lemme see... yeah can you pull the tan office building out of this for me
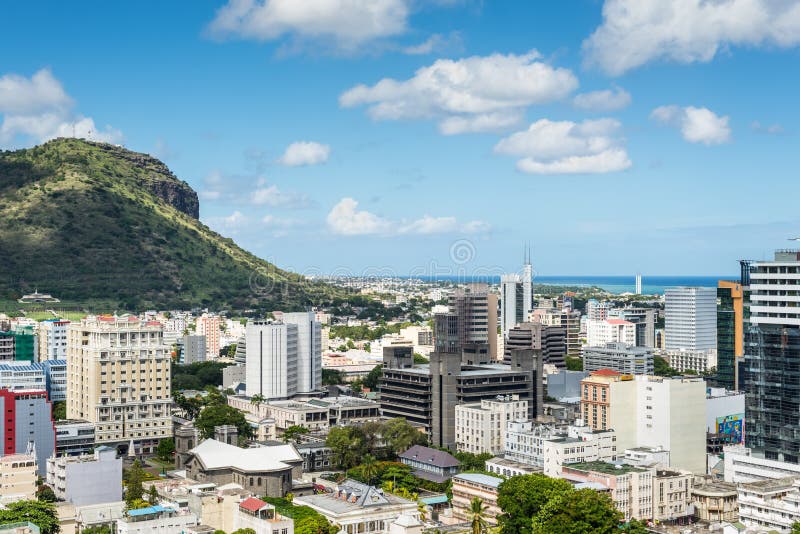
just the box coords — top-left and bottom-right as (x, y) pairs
(0, 453), (37, 504)
(67, 316), (172, 454)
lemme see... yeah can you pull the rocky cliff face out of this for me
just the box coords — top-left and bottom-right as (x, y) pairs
(94, 142), (199, 218)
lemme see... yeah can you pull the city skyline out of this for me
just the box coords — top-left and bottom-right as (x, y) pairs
(2, 1), (800, 275)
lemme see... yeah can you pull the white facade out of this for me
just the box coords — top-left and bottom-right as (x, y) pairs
(0, 361), (46, 391)
(47, 446), (123, 506)
(706, 387), (745, 439)
(116, 507), (199, 534)
(234, 499), (294, 534)
(664, 287), (717, 351)
(454, 396), (528, 455)
(722, 445), (800, 484)
(503, 421), (617, 477)
(500, 274), (522, 337)
(660, 349), (717, 373)
(586, 300), (610, 321)
(283, 312), (322, 394)
(738, 476), (800, 533)
(0, 454), (37, 504)
(246, 321), (298, 400)
(195, 314), (221, 359)
(38, 319), (70, 361)
(586, 319), (636, 347)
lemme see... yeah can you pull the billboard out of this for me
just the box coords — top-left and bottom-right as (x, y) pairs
(716, 413), (745, 444)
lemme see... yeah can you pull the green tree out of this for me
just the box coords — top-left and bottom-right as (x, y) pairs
(284, 425), (310, 442)
(250, 394), (266, 407)
(654, 356), (680, 376)
(792, 522), (800, 534)
(36, 484), (56, 502)
(125, 460), (145, 505)
(565, 356), (583, 371)
(174, 392), (203, 419)
(454, 451), (494, 472)
(147, 484), (159, 503)
(231, 529), (257, 534)
(51, 401), (67, 421)
(360, 454), (379, 485)
(362, 365), (382, 390)
(531, 488), (622, 534)
(496, 474), (573, 534)
(194, 403), (254, 440)
(381, 418), (427, 457)
(468, 497), (488, 534)
(156, 438), (175, 462)
(326, 426), (368, 469)
(82, 526), (112, 534)
(322, 368), (346, 385)
(0, 500), (60, 534)
(620, 519), (649, 533)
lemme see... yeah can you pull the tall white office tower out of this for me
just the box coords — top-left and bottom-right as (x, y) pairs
(664, 287), (717, 351)
(500, 274), (523, 337)
(245, 320), (298, 400)
(282, 311), (322, 394)
(635, 274), (642, 295)
(523, 246), (533, 322)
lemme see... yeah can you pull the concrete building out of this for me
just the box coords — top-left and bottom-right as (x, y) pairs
(451, 473), (503, 525)
(222, 365), (246, 390)
(455, 395), (528, 455)
(183, 438), (303, 497)
(380, 348), (542, 449)
(54, 420), (96, 456)
(664, 287), (717, 351)
(66, 316), (172, 454)
(744, 250), (800, 464)
(0, 453), (37, 504)
(295, 479), (419, 534)
(582, 343), (654, 375)
(234, 497), (294, 534)
(485, 457), (540, 478)
(723, 445), (800, 484)
(442, 284), (498, 360)
(0, 332), (14, 361)
(116, 505), (198, 534)
(587, 299), (610, 321)
(500, 274), (524, 337)
(706, 387), (745, 445)
(609, 308), (657, 348)
(195, 314), (220, 360)
(622, 446), (671, 467)
(46, 446), (122, 505)
(651, 469), (695, 522)
(660, 349), (717, 374)
(586, 319), (636, 348)
(42, 360), (66, 401)
(580, 373), (707, 473)
(0, 389), (55, 476)
(561, 462), (655, 521)
(180, 335), (206, 365)
(503, 322), (566, 370)
(503, 422), (617, 477)
(227, 395), (380, 433)
(717, 280), (744, 390)
(738, 476), (800, 533)
(691, 481), (738, 524)
(246, 313), (322, 400)
(38, 319), (70, 361)
(0, 360), (66, 402)
(545, 370), (588, 401)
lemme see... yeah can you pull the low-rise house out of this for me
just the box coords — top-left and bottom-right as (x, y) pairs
(182, 439), (303, 497)
(116, 505), (198, 534)
(234, 497), (294, 534)
(398, 445), (460, 483)
(295, 479), (419, 534)
(451, 473), (504, 525)
(46, 446), (122, 506)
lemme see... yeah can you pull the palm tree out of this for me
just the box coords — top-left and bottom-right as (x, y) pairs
(361, 454), (379, 485)
(382, 480), (395, 494)
(250, 394), (266, 408)
(468, 497), (488, 534)
(417, 500), (428, 522)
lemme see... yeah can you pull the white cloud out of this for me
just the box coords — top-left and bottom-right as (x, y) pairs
(207, 210), (248, 234)
(252, 184), (311, 208)
(651, 105), (731, 145)
(340, 50), (578, 134)
(207, 0), (409, 51)
(583, 0), (800, 75)
(752, 120), (784, 135)
(326, 197), (490, 236)
(0, 69), (122, 147)
(277, 141), (331, 166)
(572, 86), (631, 112)
(494, 118), (632, 175)
(402, 32), (462, 55)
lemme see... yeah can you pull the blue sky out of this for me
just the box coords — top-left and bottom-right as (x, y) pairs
(2, 0), (799, 277)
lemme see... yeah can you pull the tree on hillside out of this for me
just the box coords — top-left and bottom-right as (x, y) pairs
(531, 488), (623, 534)
(496, 474), (573, 534)
(0, 500), (60, 534)
(326, 426), (368, 469)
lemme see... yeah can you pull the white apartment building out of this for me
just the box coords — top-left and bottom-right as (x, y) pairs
(283, 312), (322, 395)
(116, 505), (199, 534)
(660, 349), (717, 374)
(582, 343), (654, 375)
(738, 476), (800, 533)
(561, 462), (655, 521)
(195, 314), (221, 359)
(246, 320), (298, 400)
(455, 395), (528, 455)
(586, 319), (636, 347)
(500, 274), (523, 337)
(0, 454), (37, 504)
(47, 446), (123, 506)
(664, 287), (717, 351)
(586, 300), (610, 321)
(38, 319), (70, 360)
(234, 497), (294, 534)
(66, 316), (172, 453)
(503, 421), (617, 477)
(723, 445), (800, 484)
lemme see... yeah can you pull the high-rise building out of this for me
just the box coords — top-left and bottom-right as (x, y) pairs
(586, 318), (637, 347)
(11, 325), (37, 362)
(179, 335), (207, 365)
(195, 313), (221, 360)
(245, 313), (321, 399)
(66, 316), (172, 454)
(609, 308), (657, 348)
(665, 287), (717, 351)
(635, 274), (642, 295)
(586, 299), (610, 321)
(0, 389), (56, 476)
(442, 284), (498, 359)
(38, 319), (70, 361)
(717, 280), (744, 390)
(454, 395), (528, 455)
(500, 274), (524, 337)
(503, 322), (566, 370)
(745, 250), (800, 463)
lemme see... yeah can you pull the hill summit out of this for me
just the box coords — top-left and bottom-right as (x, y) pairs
(0, 138), (342, 310)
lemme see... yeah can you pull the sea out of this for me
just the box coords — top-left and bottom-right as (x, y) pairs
(415, 275), (732, 296)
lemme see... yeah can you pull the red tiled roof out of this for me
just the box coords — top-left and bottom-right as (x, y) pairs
(239, 497), (267, 513)
(591, 368), (621, 377)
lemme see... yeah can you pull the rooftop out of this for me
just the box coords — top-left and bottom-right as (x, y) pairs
(189, 439), (301, 472)
(399, 445), (460, 468)
(565, 461), (647, 475)
(453, 473), (504, 488)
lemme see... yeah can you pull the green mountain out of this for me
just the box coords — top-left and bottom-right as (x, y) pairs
(0, 138), (344, 310)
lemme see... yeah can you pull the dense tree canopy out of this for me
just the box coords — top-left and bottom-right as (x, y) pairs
(326, 426), (368, 469)
(195, 403), (254, 440)
(497, 474), (573, 534)
(0, 500), (60, 534)
(531, 489), (622, 534)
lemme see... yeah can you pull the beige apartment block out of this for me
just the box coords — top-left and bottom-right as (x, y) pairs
(67, 316), (172, 454)
(0, 454), (37, 504)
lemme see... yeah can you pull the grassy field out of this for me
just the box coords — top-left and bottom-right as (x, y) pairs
(0, 299), (118, 320)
